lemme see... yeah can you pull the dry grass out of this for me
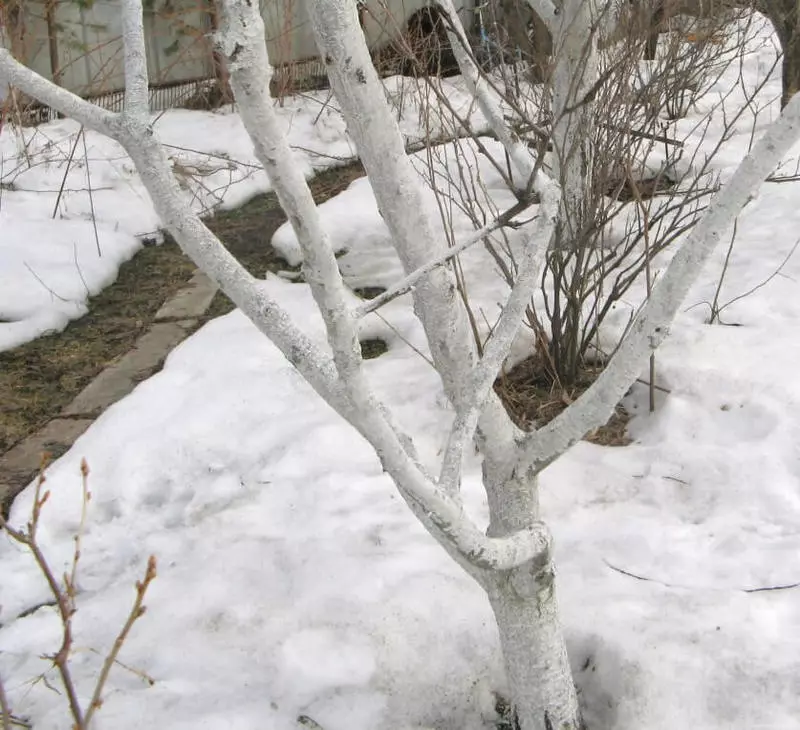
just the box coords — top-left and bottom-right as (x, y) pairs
(0, 242), (197, 454)
(494, 355), (632, 447)
(0, 162), (366, 456)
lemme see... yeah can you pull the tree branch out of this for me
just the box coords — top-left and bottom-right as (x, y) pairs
(517, 91), (800, 474)
(438, 179), (560, 492)
(2, 0), (551, 576)
(306, 0), (520, 465)
(356, 196), (537, 318)
(214, 0), (514, 576)
(1, 9), (350, 419)
(83, 556), (157, 728)
(215, 0), (552, 575)
(438, 0), (538, 185)
(0, 51), (117, 136)
(219, 0), (364, 383)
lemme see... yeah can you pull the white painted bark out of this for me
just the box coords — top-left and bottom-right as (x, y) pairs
(0, 2), (550, 576)
(437, 181), (559, 491)
(211, 0), (556, 579)
(487, 559), (580, 730)
(303, 0), (521, 472)
(517, 88), (800, 473)
(550, 0), (600, 247)
(301, 9), (581, 724)
(438, 0), (538, 184)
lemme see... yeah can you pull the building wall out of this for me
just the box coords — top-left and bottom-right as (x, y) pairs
(5, 0), (475, 99)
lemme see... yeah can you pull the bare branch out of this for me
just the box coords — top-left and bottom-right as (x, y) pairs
(518, 92), (800, 473)
(0, 51), (117, 136)
(438, 0), (538, 184)
(83, 556), (157, 727)
(219, 0), (363, 380)
(0, 466), (85, 727)
(305, 0), (521, 464)
(3, 40), (350, 426)
(356, 196), (537, 318)
(438, 180), (560, 492)
(214, 0), (517, 572)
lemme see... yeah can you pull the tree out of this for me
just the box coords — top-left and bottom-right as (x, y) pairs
(601, 0), (799, 107)
(757, 0), (800, 106)
(455, 1), (771, 390)
(1, 0), (799, 728)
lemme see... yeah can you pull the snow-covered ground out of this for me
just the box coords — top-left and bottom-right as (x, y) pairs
(2, 14), (800, 730)
(0, 76), (485, 352)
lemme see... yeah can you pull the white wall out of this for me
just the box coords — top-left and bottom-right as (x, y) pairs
(12, 0), (475, 96)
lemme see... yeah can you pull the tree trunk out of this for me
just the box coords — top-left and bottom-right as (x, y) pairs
(487, 571), (581, 730)
(551, 0), (597, 248)
(779, 14), (800, 109)
(499, 0), (553, 83)
(482, 465), (582, 730)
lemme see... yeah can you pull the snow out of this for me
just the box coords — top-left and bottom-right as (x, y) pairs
(0, 76), (486, 352)
(3, 12), (800, 730)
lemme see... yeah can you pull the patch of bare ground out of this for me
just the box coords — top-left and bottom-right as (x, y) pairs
(0, 161), (365, 458)
(494, 355), (632, 447)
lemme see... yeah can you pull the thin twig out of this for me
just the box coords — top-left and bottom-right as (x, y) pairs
(625, 162), (656, 412)
(52, 128), (83, 219)
(717, 236), (800, 317)
(0, 671), (12, 730)
(83, 556), (157, 727)
(372, 311), (434, 367)
(357, 196), (536, 318)
(81, 130), (102, 257)
(605, 559), (800, 594)
(23, 263), (70, 303)
(66, 460), (90, 601)
(0, 457), (156, 730)
(0, 464), (86, 728)
(709, 218), (739, 323)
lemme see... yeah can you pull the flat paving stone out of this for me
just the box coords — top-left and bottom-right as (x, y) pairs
(155, 270), (218, 321)
(61, 321), (196, 417)
(0, 417), (93, 511)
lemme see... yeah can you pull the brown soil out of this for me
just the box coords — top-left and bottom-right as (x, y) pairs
(494, 355), (632, 447)
(0, 162), (365, 456)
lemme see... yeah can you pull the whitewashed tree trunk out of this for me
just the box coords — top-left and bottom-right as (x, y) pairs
(483, 466), (582, 730)
(551, 0), (599, 248)
(2, 2), (800, 730)
(303, 4), (582, 726)
(487, 573), (578, 730)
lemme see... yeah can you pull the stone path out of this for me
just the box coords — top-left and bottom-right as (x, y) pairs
(0, 270), (218, 514)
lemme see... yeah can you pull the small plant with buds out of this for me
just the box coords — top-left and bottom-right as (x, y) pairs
(0, 456), (157, 730)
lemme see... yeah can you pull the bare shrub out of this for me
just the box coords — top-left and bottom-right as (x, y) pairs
(0, 457), (156, 730)
(426, 5), (779, 394)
